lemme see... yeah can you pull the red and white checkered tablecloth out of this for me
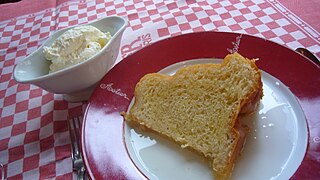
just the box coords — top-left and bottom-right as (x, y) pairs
(0, 0), (319, 179)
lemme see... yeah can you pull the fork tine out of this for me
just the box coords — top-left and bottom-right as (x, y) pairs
(71, 116), (81, 158)
(68, 115), (84, 171)
(68, 116), (76, 160)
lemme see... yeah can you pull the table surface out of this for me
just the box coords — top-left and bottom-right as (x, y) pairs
(0, 0), (319, 179)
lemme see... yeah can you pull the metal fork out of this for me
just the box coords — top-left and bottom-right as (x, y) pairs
(68, 115), (87, 180)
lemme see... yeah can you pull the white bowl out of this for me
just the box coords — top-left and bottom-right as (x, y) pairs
(13, 16), (127, 102)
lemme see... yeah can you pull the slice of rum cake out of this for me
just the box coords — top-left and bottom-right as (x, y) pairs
(124, 53), (263, 179)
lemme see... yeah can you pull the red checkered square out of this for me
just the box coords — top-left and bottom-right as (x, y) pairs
(56, 173), (72, 180)
(0, 116), (13, 129)
(54, 144), (70, 160)
(179, 23), (191, 31)
(40, 136), (54, 152)
(39, 163), (56, 179)
(11, 122), (27, 136)
(0, 138), (10, 151)
(24, 129), (40, 144)
(8, 145), (24, 162)
(27, 107), (41, 120)
(40, 112), (53, 127)
(3, 94), (16, 107)
(53, 121), (68, 133)
(261, 30), (278, 39)
(15, 100), (29, 114)
(157, 27), (169, 37)
(23, 154), (39, 172)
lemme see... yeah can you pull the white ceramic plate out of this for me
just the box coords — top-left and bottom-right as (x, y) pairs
(125, 58), (308, 180)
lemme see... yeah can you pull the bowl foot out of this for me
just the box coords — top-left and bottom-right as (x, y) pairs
(63, 87), (95, 102)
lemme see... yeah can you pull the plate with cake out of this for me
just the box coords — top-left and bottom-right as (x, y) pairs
(81, 31), (320, 180)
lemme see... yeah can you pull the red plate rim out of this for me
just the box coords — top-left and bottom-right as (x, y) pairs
(81, 31), (320, 180)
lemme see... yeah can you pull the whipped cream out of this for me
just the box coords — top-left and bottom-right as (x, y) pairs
(43, 25), (112, 73)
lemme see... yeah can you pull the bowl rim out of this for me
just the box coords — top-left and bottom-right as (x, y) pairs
(13, 15), (127, 83)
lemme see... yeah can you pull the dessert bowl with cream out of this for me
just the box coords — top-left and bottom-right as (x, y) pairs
(13, 16), (127, 102)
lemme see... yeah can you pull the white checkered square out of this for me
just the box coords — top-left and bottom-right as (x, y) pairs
(234, 2), (246, 9)
(39, 149), (55, 166)
(4, 51), (17, 60)
(0, 150), (9, 163)
(270, 36), (285, 45)
(215, 7), (228, 14)
(290, 30), (307, 40)
(224, 18), (237, 26)
(8, 134), (25, 148)
(285, 41), (303, 50)
(20, 31), (31, 39)
(54, 132), (69, 146)
(272, 27), (287, 37)
(0, 81), (9, 91)
(24, 141), (40, 157)
(8, 40), (20, 48)
(194, 11), (208, 20)
(16, 91), (30, 102)
(41, 102), (54, 115)
(24, 21), (34, 28)
(87, 9), (97, 17)
(26, 118), (41, 132)
(248, 5), (260, 12)
(239, 21), (254, 29)
(58, 11), (69, 17)
(31, 23), (41, 31)
(175, 16), (188, 24)
(7, 159), (23, 177)
(2, 104), (15, 117)
(13, 112), (28, 124)
(259, 15), (274, 24)
(276, 18), (290, 26)
(116, 7), (127, 14)
(308, 44), (320, 52)
(12, 29), (23, 36)
(189, 20), (202, 28)
(16, 19), (27, 25)
(256, 24), (271, 32)
(68, 4), (78, 11)
(229, 9), (242, 17)
(23, 168), (40, 179)
(132, 1), (145, 9)
(0, 126), (11, 140)
(40, 26), (50, 33)
(28, 97), (42, 109)
(4, 25), (15, 32)
(87, 0), (96, 8)
(209, 15), (222, 21)
(55, 158), (72, 176)
(263, 7), (277, 15)
(130, 19), (142, 27)
(1, 36), (11, 43)
(220, 1), (232, 7)
(78, 17), (89, 24)
(40, 123), (53, 139)
(243, 13), (258, 20)
(2, 65), (14, 74)
(4, 85), (17, 97)
(168, 25), (180, 34)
